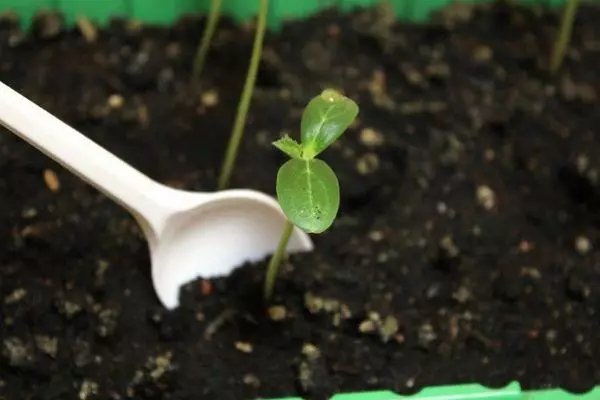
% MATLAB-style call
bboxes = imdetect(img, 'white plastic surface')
[0,81,313,309]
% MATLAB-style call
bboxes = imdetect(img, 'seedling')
[190,0,270,191]
[264,89,359,299]
[549,0,580,75]
[191,0,223,85]
[218,0,269,189]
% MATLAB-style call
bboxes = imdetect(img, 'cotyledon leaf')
[276,158,340,234]
[300,89,359,159]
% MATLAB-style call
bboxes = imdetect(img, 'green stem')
[217,0,269,190]
[192,0,223,85]
[549,0,580,75]
[264,220,294,300]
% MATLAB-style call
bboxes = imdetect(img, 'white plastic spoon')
[0,81,313,309]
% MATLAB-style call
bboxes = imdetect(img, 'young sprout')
[549,0,580,75]
[264,89,359,300]
[218,0,269,190]
[191,0,223,85]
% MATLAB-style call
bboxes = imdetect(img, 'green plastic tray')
[271,382,600,399]
[1,0,599,399]
[0,0,580,30]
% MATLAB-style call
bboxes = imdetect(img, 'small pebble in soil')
[304,292,339,314]
[157,68,175,92]
[368,230,384,241]
[546,329,558,342]
[201,90,219,107]
[95,307,120,338]
[402,65,426,87]
[72,338,93,368]
[359,319,377,333]
[166,42,181,59]
[124,50,156,90]
[521,267,542,280]
[4,288,26,304]
[107,94,124,109]
[440,135,464,166]
[234,341,254,354]
[255,130,271,147]
[32,11,63,39]
[22,207,37,218]
[243,374,261,388]
[379,316,400,342]
[452,286,471,303]
[358,312,400,343]
[95,260,109,286]
[518,240,533,253]
[3,337,35,367]
[426,283,441,299]
[43,169,60,192]
[437,202,448,214]
[79,379,99,400]
[476,185,496,210]
[359,127,384,147]
[55,294,84,319]
[76,16,97,43]
[148,352,173,380]
[574,235,591,254]
[472,45,493,62]
[418,323,438,349]
[302,343,320,360]
[267,305,287,321]
[425,63,450,80]
[576,154,589,173]
[356,153,380,175]
[440,235,460,258]
[34,335,58,358]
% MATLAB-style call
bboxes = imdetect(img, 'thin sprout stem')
[264,220,294,300]
[192,0,223,85]
[549,0,580,75]
[217,0,269,190]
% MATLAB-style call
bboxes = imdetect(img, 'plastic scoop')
[0,81,313,309]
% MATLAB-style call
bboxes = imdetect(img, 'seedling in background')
[549,0,580,75]
[190,0,270,190]
[218,0,269,190]
[264,89,359,300]
[191,0,223,85]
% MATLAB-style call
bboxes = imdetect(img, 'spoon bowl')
[147,188,312,309]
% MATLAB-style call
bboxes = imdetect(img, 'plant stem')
[264,220,294,300]
[549,0,580,75]
[217,0,269,190]
[192,0,223,85]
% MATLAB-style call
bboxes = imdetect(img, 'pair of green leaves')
[273,89,359,233]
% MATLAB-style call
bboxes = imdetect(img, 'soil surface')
[1,1,600,399]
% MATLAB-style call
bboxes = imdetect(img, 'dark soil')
[2,1,600,399]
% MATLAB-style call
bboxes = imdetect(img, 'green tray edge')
[0,0,585,30]
[268,382,600,400]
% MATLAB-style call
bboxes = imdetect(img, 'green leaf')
[300,89,359,159]
[273,135,303,159]
[276,158,340,234]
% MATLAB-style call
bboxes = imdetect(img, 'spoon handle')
[0,81,167,222]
